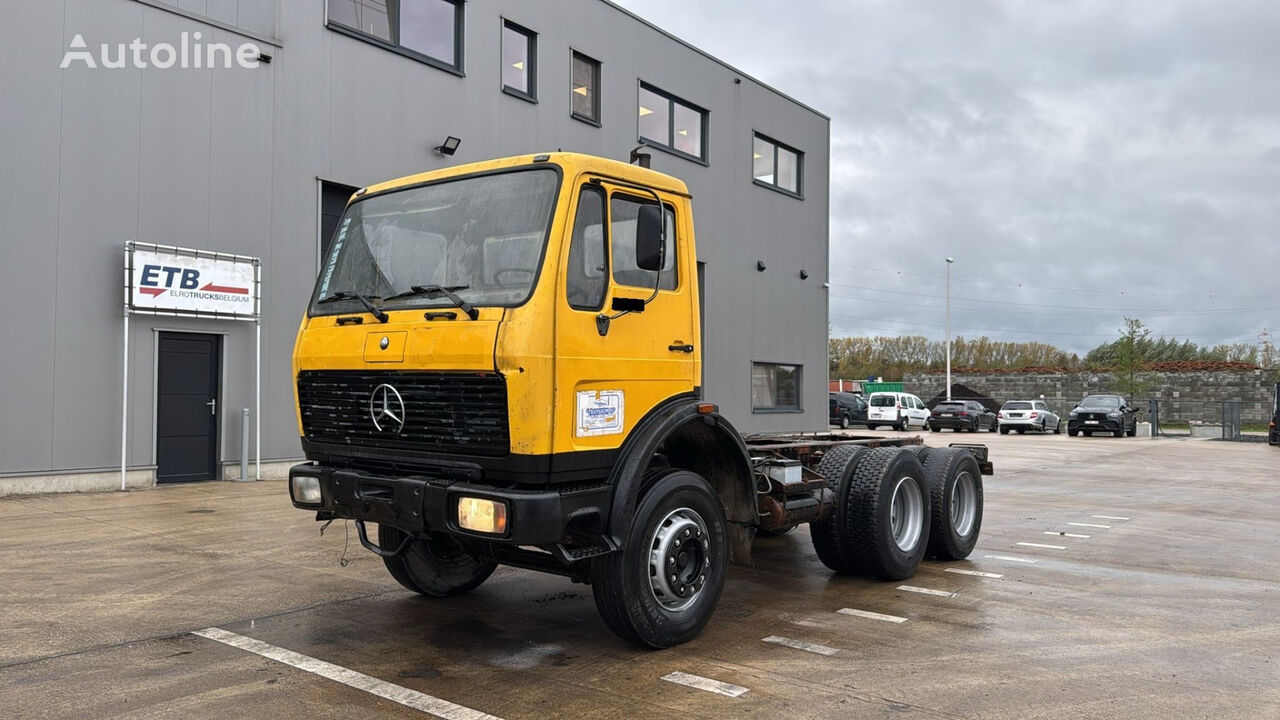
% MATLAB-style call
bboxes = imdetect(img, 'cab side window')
[566,187,607,310]
[610,194,677,290]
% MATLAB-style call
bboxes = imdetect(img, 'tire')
[810,445,871,574]
[591,469,727,648]
[828,447,931,580]
[919,448,984,560]
[930,424,940,433]
[1016,428,1025,434]
[1084,431,1092,437]
[1126,424,1137,437]
[999,426,1009,434]
[840,414,850,430]
[379,525,497,598]
[896,416,909,432]
[965,421,977,433]
[1114,428,1124,438]
[1054,421,1062,435]
[1068,428,1078,437]
[867,424,878,431]
[988,420,998,433]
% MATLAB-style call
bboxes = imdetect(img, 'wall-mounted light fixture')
[799,269,809,280]
[756,261,767,272]
[629,145,651,169]
[435,136,462,156]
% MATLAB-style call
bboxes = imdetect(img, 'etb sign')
[127,244,260,319]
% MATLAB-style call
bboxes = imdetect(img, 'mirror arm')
[587,177,668,337]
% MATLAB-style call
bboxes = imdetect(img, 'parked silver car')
[998,400,1061,434]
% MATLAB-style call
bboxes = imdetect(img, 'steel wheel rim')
[647,507,710,612]
[889,475,924,552]
[950,471,977,537]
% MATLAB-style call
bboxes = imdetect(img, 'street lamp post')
[945,257,954,402]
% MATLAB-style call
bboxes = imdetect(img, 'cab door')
[552,181,697,456]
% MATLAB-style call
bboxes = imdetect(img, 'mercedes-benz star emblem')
[369,384,405,434]
[380,336,390,350]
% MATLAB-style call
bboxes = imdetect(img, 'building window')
[571,51,600,124]
[752,363,801,412]
[638,82,707,163]
[753,133,803,197]
[502,20,536,101]
[327,0,463,74]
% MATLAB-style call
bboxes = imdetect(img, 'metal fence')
[932,391,1270,442]
[1149,398,1262,441]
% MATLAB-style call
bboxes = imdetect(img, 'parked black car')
[928,400,998,433]
[829,391,868,429]
[1067,394,1139,437]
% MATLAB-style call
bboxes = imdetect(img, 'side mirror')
[635,204,665,272]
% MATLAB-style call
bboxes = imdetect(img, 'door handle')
[668,342,695,353]
[206,399,217,416]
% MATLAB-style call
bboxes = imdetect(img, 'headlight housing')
[1107,411,1122,418]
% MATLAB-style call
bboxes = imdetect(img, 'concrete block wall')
[903,370,1277,423]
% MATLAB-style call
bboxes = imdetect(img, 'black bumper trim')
[289,462,612,546]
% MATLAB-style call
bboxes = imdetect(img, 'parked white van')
[866,392,930,431]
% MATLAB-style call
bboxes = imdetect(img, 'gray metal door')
[156,332,221,483]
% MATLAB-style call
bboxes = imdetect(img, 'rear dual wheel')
[915,448,983,560]
[811,447,930,580]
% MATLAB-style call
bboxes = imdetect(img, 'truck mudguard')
[604,394,755,548]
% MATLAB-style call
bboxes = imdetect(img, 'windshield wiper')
[316,290,389,323]
[385,285,478,320]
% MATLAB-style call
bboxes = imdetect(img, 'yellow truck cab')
[289,152,991,647]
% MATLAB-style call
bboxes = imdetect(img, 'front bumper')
[1069,419,1122,433]
[288,462,611,546]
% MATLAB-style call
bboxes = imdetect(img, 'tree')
[1113,317,1156,399]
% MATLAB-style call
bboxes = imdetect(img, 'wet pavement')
[2,433,1278,719]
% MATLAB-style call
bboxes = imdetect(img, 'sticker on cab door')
[576,390,625,437]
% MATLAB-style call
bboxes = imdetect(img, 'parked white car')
[866,391,930,431]
[998,400,1062,434]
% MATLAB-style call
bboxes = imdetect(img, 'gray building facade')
[0,0,830,495]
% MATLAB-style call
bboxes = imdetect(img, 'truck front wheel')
[379,525,497,597]
[591,469,727,648]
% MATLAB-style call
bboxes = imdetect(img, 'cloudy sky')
[613,0,1280,356]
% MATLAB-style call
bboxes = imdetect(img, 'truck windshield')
[312,168,559,315]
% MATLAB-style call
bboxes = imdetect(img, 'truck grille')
[297,370,509,456]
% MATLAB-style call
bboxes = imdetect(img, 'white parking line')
[838,608,908,623]
[661,671,749,698]
[1093,515,1131,521]
[762,635,840,656]
[985,554,1038,564]
[193,627,502,720]
[1017,542,1067,550]
[1069,522,1111,529]
[897,585,958,598]
[1045,531,1091,539]
[945,568,1004,579]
